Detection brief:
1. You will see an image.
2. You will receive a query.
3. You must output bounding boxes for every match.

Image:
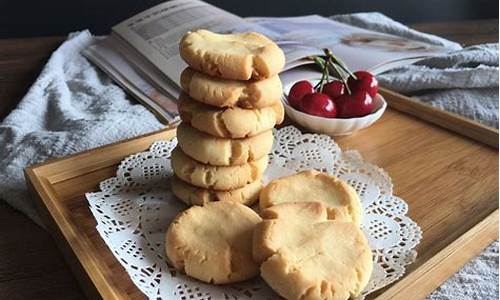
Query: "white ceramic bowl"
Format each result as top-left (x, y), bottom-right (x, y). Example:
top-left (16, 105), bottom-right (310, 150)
top-left (283, 79), bottom-right (387, 136)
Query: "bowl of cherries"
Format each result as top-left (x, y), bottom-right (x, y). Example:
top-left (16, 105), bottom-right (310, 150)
top-left (283, 49), bottom-right (387, 136)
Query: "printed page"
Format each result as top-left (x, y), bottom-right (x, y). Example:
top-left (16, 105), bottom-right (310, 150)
top-left (111, 0), bottom-right (456, 87)
top-left (83, 39), bottom-right (179, 123)
top-left (113, 0), bottom-right (274, 85)
top-left (109, 34), bottom-right (181, 96)
top-left (249, 15), bottom-right (453, 74)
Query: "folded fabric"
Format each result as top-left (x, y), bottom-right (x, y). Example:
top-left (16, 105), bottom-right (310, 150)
top-left (377, 44), bottom-right (499, 128)
top-left (331, 12), bottom-right (462, 50)
top-left (0, 31), bottom-right (164, 225)
top-left (332, 13), bottom-right (499, 128)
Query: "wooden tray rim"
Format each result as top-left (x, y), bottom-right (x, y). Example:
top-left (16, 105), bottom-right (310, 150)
top-left (379, 88), bottom-right (498, 149)
top-left (25, 128), bottom-right (177, 300)
top-left (25, 124), bottom-right (498, 300)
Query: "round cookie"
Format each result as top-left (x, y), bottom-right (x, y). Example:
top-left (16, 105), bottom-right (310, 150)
top-left (179, 30), bottom-right (285, 80)
top-left (171, 147), bottom-right (268, 190)
top-left (252, 202), bottom-right (373, 300)
top-left (166, 201), bottom-right (261, 284)
top-left (178, 92), bottom-right (284, 138)
top-left (171, 175), bottom-right (262, 206)
top-left (176, 122), bottom-right (273, 166)
top-left (180, 68), bottom-right (283, 109)
top-left (259, 170), bottom-right (363, 226)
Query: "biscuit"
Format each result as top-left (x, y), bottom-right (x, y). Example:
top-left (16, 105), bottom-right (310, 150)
top-left (179, 30), bottom-right (285, 80)
top-left (166, 201), bottom-right (261, 284)
top-left (178, 93), bottom-right (284, 138)
top-left (171, 175), bottom-right (262, 206)
top-left (171, 147), bottom-right (268, 190)
top-left (180, 68), bottom-right (283, 108)
top-left (259, 170), bottom-right (363, 226)
top-left (176, 122), bottom-right (273, 166)
top-left (252, 202), bottom-right (373, 300)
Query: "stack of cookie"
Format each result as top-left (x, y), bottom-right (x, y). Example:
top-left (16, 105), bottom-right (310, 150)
top-left (166, 30), bottom-right (373, 299)
top-left (171, 29), bottom-right (285, 207)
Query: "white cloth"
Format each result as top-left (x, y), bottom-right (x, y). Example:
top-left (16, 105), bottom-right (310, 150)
top-left (378, 44), bottom-right (499, 128)
top-left (332, 13), bottom-right (499, 128)
top-left (0, 13), bottom-right (497, 300)
top-left (0, 31), bottom-right (164, 225)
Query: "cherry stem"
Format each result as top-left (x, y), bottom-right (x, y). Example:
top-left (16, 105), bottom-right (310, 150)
top-left (323, 49), bottom-right (357, 80)
top-left (318, 64), bottom-right (328, 92)
top-left (329, 58), bottom-right (352, 94)
top-left (313, 56), bottom-right (329, 92)
top-left (313, 56), bottom-right (326, 70)
top-left (320, 50), bottom-right (353, 95)
top-left (312, 48), bottom-right (357, 94)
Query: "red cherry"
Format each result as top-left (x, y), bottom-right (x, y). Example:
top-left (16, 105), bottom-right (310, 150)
top-left (348, 71), bottom-right (379, 97)
top-left (335, 91), bottom-right (374, 118)
top-left (323, 80), bottom-right (345, 99)
top-left (371, 94), bottom-right (383, 109)
top-left (301, 92), bottom-right (337, 118)
top-left (288, 80), bottom-right (314, 110)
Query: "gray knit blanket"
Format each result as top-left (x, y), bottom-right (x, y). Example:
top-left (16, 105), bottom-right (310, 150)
top-left (331, 13), bottom-right (499, 128)
top-left (0, 13), bottom-right (497, 299)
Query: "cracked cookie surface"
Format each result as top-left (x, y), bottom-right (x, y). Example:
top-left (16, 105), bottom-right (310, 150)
top-left (177, 122), bottom-right (273, 166)
top-left (259, 170), bottom-right (363, 226)
top-left (171, 175), bottom-right (262, 206)
top-left (178, 92), bottom-right (283, 138)
top-left (180, 68), bottom-right (282, 108)
top-left (171, 147), bottom-right (268, 190)
top-left (166, 201), bottom-right (261, 284)
top-left (252, 202), bottom-right (373, 300)
top-left (179, 30), bottom-right (285, 80)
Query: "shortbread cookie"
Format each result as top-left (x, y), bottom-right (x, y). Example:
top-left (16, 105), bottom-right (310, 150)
top-left (253, 202), bottom-right (373, 300)
top-left (179, 30), bottom-right (285, 80)
top-left (260, 170), bottom-right (362, 226)
top-left (166, 201), bottom-right (261, 284)
top-left (171, 175), bottom-right (262, 206)
top-left (180, 68), bottom-right (282, 108)
top-left (171, 147), bottom-right (268, 190)
top-left (177, 122), bottom-right (273, 166)
top-left (178, 93), bottom-right (284, 138)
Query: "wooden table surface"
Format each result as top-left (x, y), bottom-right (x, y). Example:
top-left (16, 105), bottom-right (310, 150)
top-left (0, 19), bottom-right (498, 299)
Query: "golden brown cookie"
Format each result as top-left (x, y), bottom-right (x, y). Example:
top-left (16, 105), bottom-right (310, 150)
top-left (259, 170), bottom-right (363, 226)
top-left (180, 68), bottom-right (282, 109)
top-left (179, 30), bottom-right (285, 80)
top-left (171, 147), bottom-right (268, 190)
top-left (178, 92), bottom-right (284, 138)
top-left (166, 201), bottom-right (261, 284)
top-left (252, 202), bottom-right (373, 300)
top-left (170, 175), bottom-right (262, 206)
top-left (176, 122), bottom-right (273, 166)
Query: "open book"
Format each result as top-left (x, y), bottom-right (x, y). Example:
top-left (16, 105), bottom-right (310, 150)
top-left (83, 0), bottom-right (453, 123)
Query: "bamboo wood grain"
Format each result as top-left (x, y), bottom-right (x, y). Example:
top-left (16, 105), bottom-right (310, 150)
top-left (25, 128), bottom-right (176, 300)
top-left (8, 21), bottom-right (498, 300)
top-left (25, 108), bottom-right (498, 300)
top-left (375, 209), bottom-right (499, 300)
top-left (380, 87), bottom-right (499, 148)
top-left (25, 173), bottom-right (121, 300)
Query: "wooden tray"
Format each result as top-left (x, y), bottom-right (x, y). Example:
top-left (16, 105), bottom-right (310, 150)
top-left (25, 105), bottom-right (498, 300)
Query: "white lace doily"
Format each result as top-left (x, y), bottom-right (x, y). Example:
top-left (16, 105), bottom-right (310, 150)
top-left (86, 126), bottom-right (422, 299)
